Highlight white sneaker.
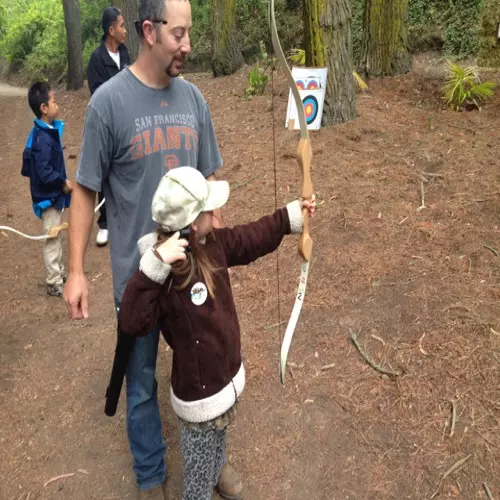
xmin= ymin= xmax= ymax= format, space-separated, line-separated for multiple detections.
xmin=96 ymin=229 xmax=108 ymax=247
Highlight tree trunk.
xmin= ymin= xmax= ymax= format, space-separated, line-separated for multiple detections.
xmin=62 ymin=0 xmax=83 ymax=90
xmin=211 ymin=0 xmax=243 ymax=77
xmin=360 ymin=0 xmax=411 ymax=77
xmin=115 ymin=0 xmax=139 ymax=62
xmin=478 ymin=0 xmax=500 ymax=67
xmin=304 ymin=0 xmax=356 ymax=125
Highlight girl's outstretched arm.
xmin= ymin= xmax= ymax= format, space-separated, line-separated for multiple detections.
xmin=217 ymin=200 xmax=311 ymax=268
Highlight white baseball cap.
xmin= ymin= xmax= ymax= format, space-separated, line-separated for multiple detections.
xmin=151 ymin=167 xmax=230 ymax=231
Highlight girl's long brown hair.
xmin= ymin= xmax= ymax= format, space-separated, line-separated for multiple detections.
xmin=156 ymin=227 xmax=220 ymax=299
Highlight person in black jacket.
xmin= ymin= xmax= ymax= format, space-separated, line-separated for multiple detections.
xmin=87 ymin=6 xmax=131 ymax=247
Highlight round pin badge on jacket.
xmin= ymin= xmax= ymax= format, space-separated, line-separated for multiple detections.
xmin=190 ymin=282 xmax=208 ymax=305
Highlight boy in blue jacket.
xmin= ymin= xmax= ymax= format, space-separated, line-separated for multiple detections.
xmin=22 ymin=81 xmax=73 ymax=297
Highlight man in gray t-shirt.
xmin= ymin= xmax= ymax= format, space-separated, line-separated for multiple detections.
xmin=64 ymin=1 xmax=223 ymax=498
xmin=76 ymin=69 xmax=221 ymax=303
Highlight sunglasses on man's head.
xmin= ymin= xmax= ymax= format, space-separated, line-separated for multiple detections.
xmin=134 ymin=19 xmax=168 ymax=34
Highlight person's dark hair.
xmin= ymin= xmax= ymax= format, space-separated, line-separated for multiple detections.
xmin=28 ymin=81 xmax=51 ymax=119
xmin=102 ymin=6 xmax=122 ymax=38
xmin=135 ymin=0 xmax=166 ymax=39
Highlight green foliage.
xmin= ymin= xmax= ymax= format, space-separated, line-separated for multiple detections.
xmin=406 ymin=0 xmax=483 ymax=58
xmin=0 ymin=0 xmax=108 ymax=81
xmin=287 ymin=48 xmax=306 ymax=66
xmin=441 ymin=0 xmax=482 ymax=57
xmin=350 ymin=0 xmax=365 ymax=68
xmin=236 ymin=0 xmax=270 ymax=59
xmin=478 ymin=0 xmax=500 ymax=67
xmin=0 ymin=0 xmax=490 ymax=82
xmin=442 ymin=61 xmax=496 ymax=110
xmin=351 ymin=0 xmax=483 ymax=65
xmin=245 ymin=64 xmax=268 ymax=98
xmin=189 ymin=0 xmax=212 ymax=66
xmin=81 ymin=0 xmax=111 ymax=68
xmin=0 ymin=2 xmax=7 ymax=38
xmin=407 ymin=0 xmax=447 ymax=52
xmin=245 ymin=41 xmax=275 ymax=99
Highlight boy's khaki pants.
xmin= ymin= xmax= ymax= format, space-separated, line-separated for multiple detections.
xmin=41 ymin=207 xmax=65 ymax=286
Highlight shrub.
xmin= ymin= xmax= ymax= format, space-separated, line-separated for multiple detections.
xmin=442 ymin=61 xmax=496 ymax=110
xmin=0 ymin=0 xmax=108 ymax=80
xmin=245 ymin=41 xmax=275 ymax=98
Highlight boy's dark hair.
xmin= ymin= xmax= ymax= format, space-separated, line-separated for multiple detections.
xmin=28 ymin=81 xmax=51 ymax=119
xmin=102 ymin=6 xmax=122 ymax=37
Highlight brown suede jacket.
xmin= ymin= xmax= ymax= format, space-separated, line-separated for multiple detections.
xmin=118 ymin=201 xmax=303 ymax=423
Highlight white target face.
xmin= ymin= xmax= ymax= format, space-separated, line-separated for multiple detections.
xmin=286 ymin=67 xmax=328 ymax=131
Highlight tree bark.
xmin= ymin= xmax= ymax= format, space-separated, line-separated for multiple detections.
xmin=62 ymin=0 xmax=83 ymax=90
xmin=211 ymin=0 xmax=243 ymax=77
xmin=304 ymin=0 xmax=356 ymax=125
xmin=115 ymin=0 xmax=139 ymax=62
xmin=478 ymin=0 xmax=500 ymax=67
xmin=360 ymin=0 xmax=411 ymax=77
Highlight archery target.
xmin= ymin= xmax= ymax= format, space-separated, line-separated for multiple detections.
xmin=296 ymin=79 xmax=319 ymax=90
xmin=286 ymin=67 xmax=328 ymax=131
xmin=303 ymin=95 xmax=319 ymax=125
xmin=306 ymin=79 xmax=319 ymax=90
xmin=286 ymin=89 xmax=325 ymax=131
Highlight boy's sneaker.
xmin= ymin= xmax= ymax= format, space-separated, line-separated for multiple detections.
xmin=47 ymin=284 xmax=63 ymax=297
xmin=96 ymin=229 xmax=108 ymax=247
xmin=215 ymin=463 xmax=243 ymax=500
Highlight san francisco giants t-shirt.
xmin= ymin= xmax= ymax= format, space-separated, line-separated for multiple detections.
xmin=76 ymin=69 xmax=222 ymax=302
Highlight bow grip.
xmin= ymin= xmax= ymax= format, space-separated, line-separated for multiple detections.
xmin=297 ymin=138 xmax=313 ymax=261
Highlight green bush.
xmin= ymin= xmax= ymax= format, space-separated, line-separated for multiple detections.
xmin=407 ymin=0 xmax=482 ymax=58
xmin=0 ymin=0 xmax=108 ymax=81
xmin=442 ymin=60 xmax=496 ymax=110
xmin=187 ymin=0 xmax=302 ymax=69
xmin=350 ymin=0 xmax=365 ymax=68
xmin=0 ymin=0 xmax=51 ymax=68
xmin=245 ymin=41 xmax=275 ymax=98
xmin=442 ymin=0 xmax=482 ymax=58
xmin=186 ymin=0 xmax=212 ymax=70
xmin=0 ymin=3 xmax=7 ymax=38
xmin=351 ymin=0 xmax=483 ymax=65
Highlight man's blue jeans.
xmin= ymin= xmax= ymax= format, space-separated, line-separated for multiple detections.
xmin=116 ymin=303 xmax=166 ymax=490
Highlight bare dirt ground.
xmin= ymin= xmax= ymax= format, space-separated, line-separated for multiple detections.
xmin=0 ymin=83 xmax=26 ymax=97
xmin=1 ymin=59 xmax=499 ymax=500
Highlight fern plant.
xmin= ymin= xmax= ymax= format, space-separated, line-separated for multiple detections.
xmin=442 ymin=61 xmax=496 ymax=111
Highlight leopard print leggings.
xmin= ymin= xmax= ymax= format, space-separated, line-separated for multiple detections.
xmin=180 ymin=422 xmax=227 ymax=500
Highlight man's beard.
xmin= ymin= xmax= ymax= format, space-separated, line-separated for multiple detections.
xmin=166 ymin=57 xmax=184 ymax=77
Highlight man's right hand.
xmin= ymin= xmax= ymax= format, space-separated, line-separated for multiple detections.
xmin=64 ymin=272 xmax=89 ymax=319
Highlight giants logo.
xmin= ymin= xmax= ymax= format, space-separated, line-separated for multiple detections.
xmin=130 ymin=125 xmax=199 ymax=166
